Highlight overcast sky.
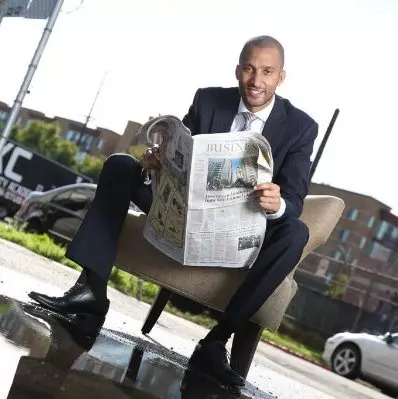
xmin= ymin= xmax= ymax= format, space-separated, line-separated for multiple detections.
xmin=0 ymin=0 xmax=397 ymax=212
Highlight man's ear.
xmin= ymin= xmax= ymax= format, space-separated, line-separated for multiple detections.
xmin=235 ymin=65 xmax=240 ymax=81
xmin=278 ymin=70 xmax=286 ymax=87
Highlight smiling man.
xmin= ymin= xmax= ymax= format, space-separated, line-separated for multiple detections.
xmin=28 ymin=35 xmax=318 ymax=389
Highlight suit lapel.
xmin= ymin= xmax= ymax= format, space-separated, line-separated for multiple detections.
xmin=210 ymin=108 xmax=237 ymax=133
xmin=262 ymin=95 xmax=287 ymax=150
xmin=209 ymin=89 xmax=240 ymax=133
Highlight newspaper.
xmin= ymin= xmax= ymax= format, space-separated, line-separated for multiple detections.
xmin=136 ymin=115 xmax=273 ymax=269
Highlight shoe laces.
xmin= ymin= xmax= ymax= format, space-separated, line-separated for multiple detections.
xmin=63 ymin=283 xmax=83 ymax=296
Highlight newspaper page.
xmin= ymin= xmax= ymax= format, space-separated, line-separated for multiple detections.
xmin=185 ymin=132 xmax=273 ymax=268
xmin=139 ymin=116 xmax=193 ymax=264
xmin=137 ymin=116 xmax=273 ymax=268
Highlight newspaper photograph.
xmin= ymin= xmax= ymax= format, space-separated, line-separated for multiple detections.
xmin=136 ymin=115 xmax=273 ymax=268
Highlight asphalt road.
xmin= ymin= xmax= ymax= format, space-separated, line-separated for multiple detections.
xmin=0 ymin=237 xmax=392 ymax=399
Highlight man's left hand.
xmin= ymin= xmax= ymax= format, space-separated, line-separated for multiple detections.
xmin=254 ymin=182 xmax=281 ymax=214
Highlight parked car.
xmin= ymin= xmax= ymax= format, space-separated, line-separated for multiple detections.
xmin=323 ymin=331 xmax=398 ymax=395
xmin=14 ymin=183 xmax=143 ymax=243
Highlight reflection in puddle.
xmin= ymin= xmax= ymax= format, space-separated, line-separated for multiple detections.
xmin=0 ymin=295 xmax=273 ymax=398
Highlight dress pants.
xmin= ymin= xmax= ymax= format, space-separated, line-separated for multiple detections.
xmin=66 ymin=154 xmax=309 ymax=331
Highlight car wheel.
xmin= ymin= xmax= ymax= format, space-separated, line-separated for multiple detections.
xmin=24 ymin=219 xmax=43 ymax=234
xmin=331 ymin=343 xmax=361 ymax=379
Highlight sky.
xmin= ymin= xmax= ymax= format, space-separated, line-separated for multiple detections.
xmin=0 ymin=0 xmax=397 ymax=212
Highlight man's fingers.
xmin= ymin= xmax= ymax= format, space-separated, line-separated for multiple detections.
xmin=254 ymin=182 xmax=280 ymax=192
xmin=257 ymin=197 xmax=279 ymax=205
xmin=255 ymin=182 xmax=273 ymax=190
xmin=254 ymin=190 xmax=279 ymax=199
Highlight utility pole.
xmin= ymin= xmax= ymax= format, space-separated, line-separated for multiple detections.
xmin=76 ymin=70 xmax=108 ymax=149
xmin=0 ymin=0 xmax=6 ymax=27
xmin=0 ymin=0 xmax=64 ymax=155
xmin=309 ymin=108 xmax=340 ymax=182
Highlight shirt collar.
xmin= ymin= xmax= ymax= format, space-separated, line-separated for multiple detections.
xmin=237 ymin=95 xmax=275 ymax=123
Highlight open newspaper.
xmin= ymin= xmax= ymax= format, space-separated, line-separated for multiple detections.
xmin=136 ymin=115 xmax=273 ymax=269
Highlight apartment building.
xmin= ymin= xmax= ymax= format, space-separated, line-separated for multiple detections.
xmin=0 ymin=101 xmax=121 ymax=158
xmin=309 ymin=183 xmax=398 ymax=273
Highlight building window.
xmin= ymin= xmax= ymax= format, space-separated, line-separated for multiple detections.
xmin=340 ymin=230 xmax=350 ymax=243
xmin=369 ymin=242 xmax=391 ymax=262
xmin=97 ymin=139 xmax=104 ymax=150
xmin=346 ymin=208 xmax=359 ymax=221
xmin=66 ymin=130 xmax=81 ymax=142
xmin=65 ymin=130 xmax=74 ymax=141
xmin=367 ymin=216 xmax=375 ymax=228
xmin=376 ymin=221 xmax=390 ymax=241
xmin=359 ymin=237 xmax=367 ymax=249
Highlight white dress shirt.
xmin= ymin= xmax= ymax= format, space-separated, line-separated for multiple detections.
xmin=229 ymin=96 xmax=286 ymax=220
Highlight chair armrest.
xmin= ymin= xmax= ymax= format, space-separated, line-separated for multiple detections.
xmin=300 ymin=195 xmax=345 ymax=258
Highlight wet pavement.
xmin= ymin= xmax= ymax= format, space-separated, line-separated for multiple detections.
xmin=0 ymin=295 xmax=272 ymax=399
xmin=1 ymin=238 xmax=393 ymax=399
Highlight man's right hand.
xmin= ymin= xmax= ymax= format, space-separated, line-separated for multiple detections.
xmin=140 ymin=146 xmax=161 ymax=171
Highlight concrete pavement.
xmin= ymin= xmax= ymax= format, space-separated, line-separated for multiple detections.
xmin=0 ymin=237 xmax=392 ymax=399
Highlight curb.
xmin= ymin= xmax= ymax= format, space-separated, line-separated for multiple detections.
xmin=262 ymin=338 xmax=331 ymax=370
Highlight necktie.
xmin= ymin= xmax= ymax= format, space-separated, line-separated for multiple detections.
xmin=239 ymin=112 xmax=257 ymax=131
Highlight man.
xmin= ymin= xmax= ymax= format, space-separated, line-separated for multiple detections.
xmin=29 ymin=35 xmax=317 ymax=388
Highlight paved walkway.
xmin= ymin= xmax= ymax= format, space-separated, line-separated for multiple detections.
xmin=0 ymin=237 xmax=391 ymax=399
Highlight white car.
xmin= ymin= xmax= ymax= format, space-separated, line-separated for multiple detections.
xmin=323 ymin=331 xmax=398 ymax=395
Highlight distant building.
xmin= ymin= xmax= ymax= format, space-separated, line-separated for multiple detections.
xmin=115 ymin=120 xmax=143 ymax=153
xmin=0 ymin=100 xmax=123 ymax=158
xmin=309 ymin=183 xmax=394 ymax=266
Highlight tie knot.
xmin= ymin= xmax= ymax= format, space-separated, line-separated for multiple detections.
xmin=239 ymin=112 xmax=257 ymax=131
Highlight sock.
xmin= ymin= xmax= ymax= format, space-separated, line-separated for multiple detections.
xmin=86 ymin=269 xmax=107 ymax=299
xmin=76 ymin=269 xmax=88 ymax=285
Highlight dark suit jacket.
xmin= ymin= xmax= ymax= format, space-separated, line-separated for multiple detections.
xmin=182 ymin=87 xmax=318 ymax=218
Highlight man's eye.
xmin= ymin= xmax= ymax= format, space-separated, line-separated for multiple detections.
xmin=264 ymin=69 xmax=272 ymax=75
xmin=243 ymin=66 xmax=252 ymax=72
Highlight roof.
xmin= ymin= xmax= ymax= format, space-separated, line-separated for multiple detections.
xmin=310 ymin=182 xmax=392 ymax=211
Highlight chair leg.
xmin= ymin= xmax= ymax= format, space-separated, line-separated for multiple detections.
xmin=141 ymin=287 xmax=172 ymax=334
xmin=230 ymin=321 xmax=263 ymax=379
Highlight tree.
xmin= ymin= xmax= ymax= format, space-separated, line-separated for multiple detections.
xmin=10 ymin=121 xmax=78 ymax=168
xmin=77 ymin=154 xmax=104 ymax=182
xmin=128 ymin=144 xmax=147 ymax=160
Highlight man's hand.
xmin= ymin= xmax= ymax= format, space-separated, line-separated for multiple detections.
xmin=254 ymin=182 xmax=281 ymax=214
xmin=140 ymin=146 xmax=161 ymax=171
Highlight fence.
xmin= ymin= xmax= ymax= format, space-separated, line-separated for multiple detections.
xmin=285 ymin=252 xmax=398 ymax=342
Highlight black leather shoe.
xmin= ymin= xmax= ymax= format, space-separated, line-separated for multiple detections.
xmin=28 ymin=284 xmax=109 ymax=320
xmin=181 ymin=369 xmax=242 ymax=398
xmin=188 ymin=340 xmax=245 ymax=388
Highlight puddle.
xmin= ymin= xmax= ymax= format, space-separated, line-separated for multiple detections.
xmin=0 ymin=295 xmax=274 ymax=398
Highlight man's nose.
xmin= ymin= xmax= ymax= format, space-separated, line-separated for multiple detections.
xmin=250 ymin=71 xmax=262 ymax=87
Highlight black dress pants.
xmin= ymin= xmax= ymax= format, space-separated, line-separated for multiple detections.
xmin=66 ymin=154 xmax=309 ymax=331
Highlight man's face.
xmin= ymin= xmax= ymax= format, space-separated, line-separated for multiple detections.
xmin=235 ymin=46 xmax=285 ymax=112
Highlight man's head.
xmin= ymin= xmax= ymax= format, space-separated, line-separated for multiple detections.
xmin=236 ymin=35 xmax=286 ymax=113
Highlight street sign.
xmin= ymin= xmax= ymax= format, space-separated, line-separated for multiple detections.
xmin=1 ymin=0 xmax=56 ymax=19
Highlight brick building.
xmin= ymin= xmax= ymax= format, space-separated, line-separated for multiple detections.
xmin=304 ymin=183 xmax=398 ymax=311
xmin=0 ymin=101 xmax=122 ymax=158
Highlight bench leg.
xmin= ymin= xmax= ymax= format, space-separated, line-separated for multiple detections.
xmin=141 ymin=288 xmax=172 ymax=334
xmin=230 ymin=321 xmax=263 ymax=379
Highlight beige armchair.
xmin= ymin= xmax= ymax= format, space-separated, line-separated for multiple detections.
xmin=115 ymin=195 xmax=344 ymax=377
